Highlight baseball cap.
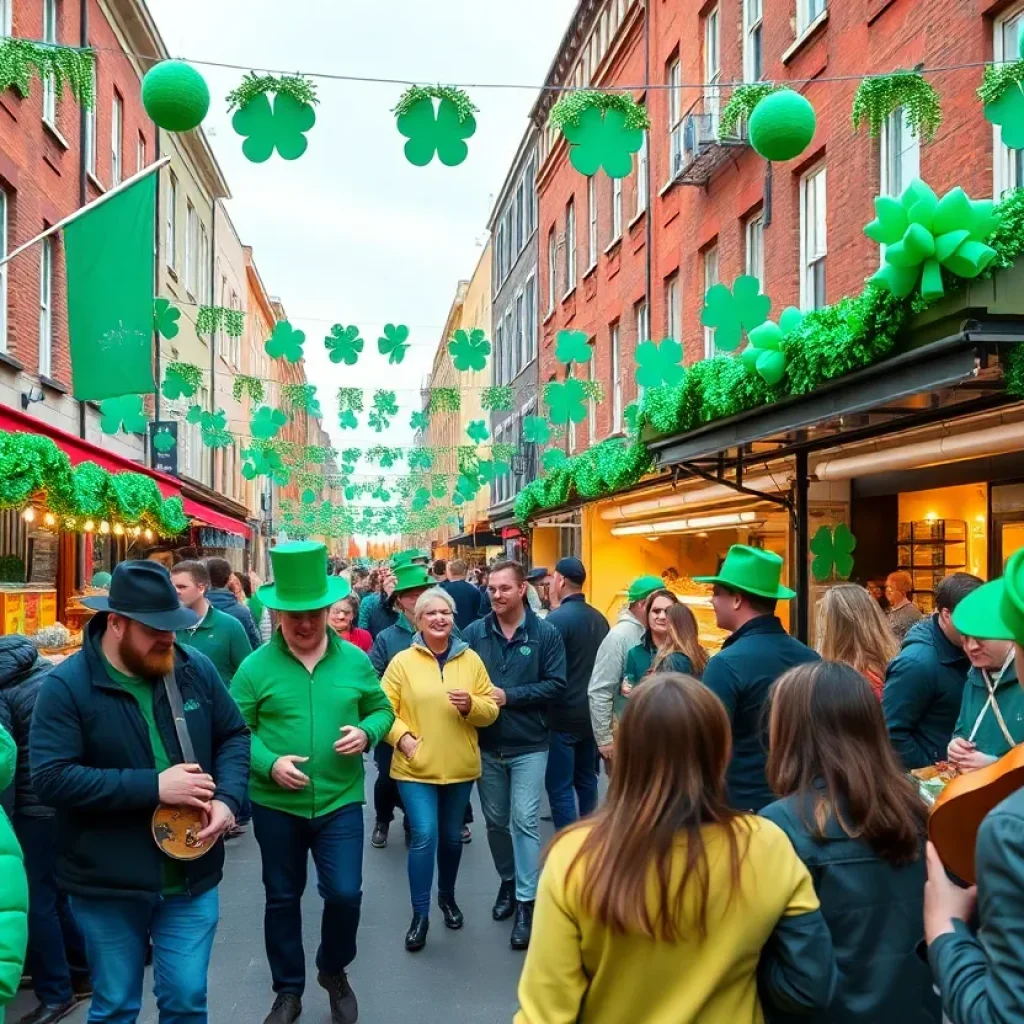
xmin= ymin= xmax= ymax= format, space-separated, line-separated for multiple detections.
xmin=627 ymin=575 xmax=665 ymax=604
xmin=554 ymin=557 xmax=586 ymax=586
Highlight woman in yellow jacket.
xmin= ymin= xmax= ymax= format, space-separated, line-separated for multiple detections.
xmin=515 ymin=672 xmax=838 ymax=1024
xmin=381 ymin=587 xmax=498 ymax=952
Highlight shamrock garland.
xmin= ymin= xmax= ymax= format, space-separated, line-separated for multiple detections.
xmin=153 ymin=298 xmax=181 ymax=340
xmin=0 ymin=38 xmax=95 ymax=108
xmin=980 ymin=59 xmax=1024 ymax=150
xmin=522 ymin=416 xmax=550 ymax=445
xmin=481 ymin=386 xmax=514 ymax=411
xmin=408 ymin=448 xmax=434 ymax=472
xmin=554 ymin=329 xmax=592 ymax=366
xmin=410 ymin=410 xmax=430 ymax=431
xmin=186 ymin=405 xmax=232 ymax=449
xmin=265 ymin=321 xmax=306 ymax=362
xmin=228 ymin=73 xmax=318 ymax=163
xmin=280 ymin=383 xmax=321 ymax=418
xmin=545 ymin=378 xmax=588 ymax=425
xmin=701 ymin=276 xmax=771 ymax=352
xmin=100 ymin=395 xmax=147 ymax=436
xmin=394 ymin=85 xmax=478 ymax=167
xmin=428 ymin=388 xmax=461 ymax=414
xmin=378 ymin=324 xmax=411 ymax=365
xmin=634 ymin=339 xmax=685 ymax=388
xmin=232 ymin=375 xmax=265 ymax=405
xmin=549 ymin=91 xmax=649 ymax=179
xmin=810 ymin=524 xmax=857 ymax=581
xmin=744 ymin=307 xmax=803 ymax=386
xmin=368 ymin=391 xmax=399 ymax=433
xmin=852 ymin=71 xmax=942 ymax=142
xmin=242 ymin=447 xmax=290 ymax=485
xmin=196 ymin=305 xmax=245 ymax=337
xmin=466 ymin=420 xmax=490 ymax=444
xmin=250 ymin=406 xmax=288 ymax=440
xmin=448 ymin=328 xmax=491 ymax=372
xmin=325 ymin=325 xmax=364 ymax=365
xmin=161 ymin=362 xmax=203 ymax=401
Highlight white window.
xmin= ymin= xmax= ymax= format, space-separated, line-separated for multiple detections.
xmin=111 ymin=91 xmax=123 ymax=186
xmin=744 ymin=0 xmax=763 ymax=83
xmin=39 ymin=237 xmax=54 ymax=378
xmin=587 ymin=176 xmax=598 ymax=268
xmin=495 ymin=221 xmax=506 ymax=284
xmin=588 ymin=343 xmax=597 ymax=444
xmin=185 ymin=201 xmax=196 ymax=296
xmin=524 ymin=157 xmax=537 ymax=238
xmin=504 ymin=307 xmax=514 ymax=380
xmin=515 ymin=291 xmax=525 ymax=375
xmin=166 ymin=172 xmax=178 ymax=270
xmin=610 ymin=322 xmax=622 ymax=432
xmin=665 ymin=273 xmax=681 ymax=340
xmin=565 ymin=199 xmax=577 ymax=293
xmin=995 ymin=7 xmax=1024 ymax=195
xmin=797 ymin=0 xmax=827 ymax=34
xmin=42 ymin=0 xmax=58 ymax=126
xmin=635 ymin=131 xmax=648 ymax=214
xmin=800 ymin=166 xmax=827 ymax=311
xmin=0 ymin=0 xmax=11 ymax=35
xmin=568 ymin=404 xmax=577 ymax=454
xmin=704 ymin=9 xmax=721 ymax=135
xmin=635 ymin=299 xmax=648 ymax=346
xmin=746 ymin=215 xmax=764 ymax=283
xmin=525 ymin=275 xmax=537 ymax=364
xmin=494 ymin=322 xmax=504 ymax=386
xmin=515 ymin=181 xmax=525 ymax=253
xmin=668 ymin=59 xmax=684 ymax=177
xmin=703 ymin=246 xmax=719 ymax=357
xmin=612 ymin=176 xmax=623 ymax=239
xmin=137 ymin=133 xmax=146 ymax=173
xmin=547 ymin=228 xmax=557 ymax=313
xmin=0 ymin=189 xmax=7 ymax=352
xmin=880 ymin=107 xmax=920 ymax=198
xmin=84 ymin=66 xmax=97 ymax=175
xmin=199 ymin=223 xmax=210 ymax=303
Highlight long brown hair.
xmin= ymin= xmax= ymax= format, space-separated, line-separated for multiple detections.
xmin=652 ymin=603 xmax=710 ymax=676
xmin=816 ymin=584 xmax=899 ymax=678
xmin=767 ymin=661 xmax=926 ymax=866
xmin=565 ymin=673 xmax=750 ymax=939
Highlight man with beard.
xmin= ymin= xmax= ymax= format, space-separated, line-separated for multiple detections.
xmin=29 ymin=560 xmax=250 ymax=1024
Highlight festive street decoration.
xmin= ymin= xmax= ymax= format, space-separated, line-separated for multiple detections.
xmin=242 ymin=447 xmax=290 ymax=486
xmin=196 ymin=305 xmax=245 ymax=337
xmin=265 ymin=321 xmax=306 ymax=362
xmin=250 ymin=406 xmax=288 ymax=440
xmin=228 ymin=74 xmax=318 ymax=163
xmin=623 ymin=402 xmax=641 ymax=434
xmin=428 ymin=388 xmax=461 ymax=414
xmin=747 ymin=89 xmax=816 ymax=162
xmin=719 ymin=84 xmax=779 ymax=138
xmin=325 ymin=324 xmax=364 ymax=365
xmin=481 ymin=386 xmax=514 ymax=411
xmin=141 ymin=59 xmax=208 ymax=131
xmin=634 ymin=339 xmax=685 ymax=388
xmin=99 ymin=395 xmax=147 ymax=436
xmin=810 ymin=523 xmax=857 ymax=581
xmin=852 ymin=71 xmax=942 ymax=141
xmin=281 ymin=383 xmax=321 ymax=417
xmin=394 ymin=86 xmax=478 ymax=167
xmin=448 ymin=328 xmax=491 ymax=371
xmin=161 ymin=362 xmax=203 ymax=401
xmin=700 ymin=276 xmax=771 ymax=352
xmin=466 ymin=420 xmax=490 ymax=444
xmin=980 ymin=60 xmax=1024 ymax=150
xmin=410 ymin=410 xmax=430 ymax=431
xmin=408 ymin=447 xmax=433 ymax=471
xmin=153 ymin=298 xmax=181 ymax=340
xmin=151 ymin=427 xmax=177 ymax=454
xmin=549 ymin=91 xmax=649 ymax=179
xmin=523 ymin=416 xmax=550 ymax=445
xmin=554 ymin=330 xmax=593 ymax=366
xmin=545 ymin=378 xmax=588 ymax=425
xmin=744 ymin=307 xmax=803 ymax=386
xmin=542 ymin=448 xmax=568 ymax=472
xmin=232 ymin=376 xmax=265 ymax=405
xmin=378 ymin=324 xmax=411 ymax=365
xmin=368 ymin=391 xmax=399 ymax=432
xmin=0 ymin=38 xmax=95 ymax=110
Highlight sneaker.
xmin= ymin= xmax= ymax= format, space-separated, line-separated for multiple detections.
xmin=17 ymin=1002 xmax=77 ymax=1024
xmin=262 ymin=993 xmax=301 ymax=1024
xmin=318 ymin=969 xmax=358 ymax=1024
xmin=370 ymin=822 xmax=388 ymax=849
xmin=460 ymin=825 xmax=472 ymax=843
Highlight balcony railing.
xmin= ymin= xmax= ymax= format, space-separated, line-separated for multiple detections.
xmin=669 ymin=95 xmax=748 ymax=188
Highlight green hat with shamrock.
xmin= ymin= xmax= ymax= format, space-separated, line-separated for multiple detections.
xmin=393 ymin=563 xmax=433 ymax=595
xmin=694 ymin=544 xmax=796 ymax=600
xmin=258 ymin=541 xmax=350 ymax=612
xmin=953 ymin=548 xmax=1024 ymax=643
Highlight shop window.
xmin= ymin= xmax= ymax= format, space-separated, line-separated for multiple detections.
xmin=800 ymin=166 xmax=827 ymax=311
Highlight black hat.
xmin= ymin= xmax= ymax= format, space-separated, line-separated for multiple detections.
xmin=526 ymin=566 xmax=550 ymax=582
xmin=554 ymin=557 xmax=586 ymax=586
xmin=81 ymin=560 xmax=200 ymax=631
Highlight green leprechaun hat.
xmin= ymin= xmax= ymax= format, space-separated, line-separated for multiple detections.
xmin=694 ymin=544 xmax=796 ymax=600
xmin=953 ymin=548 xmax=1024 ymax=642
xmin=392 ymin=563 xmax=433 ymax=594
xmin=259 ymin=541 xmax=350 ymax=612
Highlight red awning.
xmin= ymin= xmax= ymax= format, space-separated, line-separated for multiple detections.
xmin=182 ymin=498 xmax=251 ymax=537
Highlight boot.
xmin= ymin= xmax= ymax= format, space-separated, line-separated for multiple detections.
xmin=17 ymin=1002 xmax=77 ymax=1024
xmin=438 ymin=893 xmax=464 ymax=930
xmin=318 ymin=970 xmax=358 ymax=1024
xmin=370 ymin=821 xmax=388 ymax=849
xmin=262 ymin=993 xmax=302 ymax=1024
xmin=404 ymin=912 xmax=429 ymax=952
xmin=492 ymin=879 xmax=516 ymax=921
xmin=510 ymin=900 xmax=535 ymax=950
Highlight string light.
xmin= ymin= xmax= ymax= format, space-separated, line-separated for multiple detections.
xmin=21 ymin=506 xmax=35 ymax=523
xmin=131 ymin=526 xmax=142 ymax=538
xmin=83 ymin=520 xmax=95 ymax=532
xmin=99 ymin=520 xmax=110 ymax=534
xmin=43 ymin=512 xmax=56 ymax=528
xmin=113 ymin=523 xmax=125 ymax=536
xmin=143 ymin=529 xmax=154 ymax=541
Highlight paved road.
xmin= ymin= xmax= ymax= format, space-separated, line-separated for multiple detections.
xmin=10 ymin=788 xmax=542 ymax=1023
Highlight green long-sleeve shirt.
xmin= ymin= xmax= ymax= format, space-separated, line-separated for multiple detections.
xmin=177 ymin=604 xmax=253 ymax=687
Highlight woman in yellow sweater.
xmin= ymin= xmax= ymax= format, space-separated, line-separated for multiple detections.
xmin=381 ymin=587 xmax=498 ymax=952
xmin=515 ymin=672 xmax=837 ymax=1024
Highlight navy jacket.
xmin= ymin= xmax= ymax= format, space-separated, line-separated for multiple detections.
xmin=545 ymin=594 xmax=609 ymax=737
xmin=366 ymin=594 xmax=399 ymax=640
xmin=702 ymin=616 xmax=819 ymax=811
xmin=369 ymin=615 xmax=417 ymax=677
xmin=882 ymin=616 xmax=971 ymax=771
xmin=29 ymin=614 xmax=250 ymax=901
xmin=464 ymin=610 xmax=567 ymax=756
xmin=207 ymin=588 xmax=262 ymax=650
xmin=440 ymin=579 xmax=485 ymax=632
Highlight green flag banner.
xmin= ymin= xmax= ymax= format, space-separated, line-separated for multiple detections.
xmin=64 ymin=175 xmax=156 ymax=400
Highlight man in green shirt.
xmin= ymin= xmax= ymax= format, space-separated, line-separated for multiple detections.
xmin=232 ymin=542 xmax=394 ymax=1024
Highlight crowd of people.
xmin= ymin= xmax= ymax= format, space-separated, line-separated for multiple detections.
xmin=1 ymin=537 xmax=1024 ymax=1024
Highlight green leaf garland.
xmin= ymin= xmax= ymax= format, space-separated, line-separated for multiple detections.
xmin=232 ymin=375 xmax=265 ymax=405
xmin=428 ymin=388 xmax=461 ymax=414
xmin=226 ymin=72 xmax=319 ymax=111
xmin=0 ymin=38 xmax=95 ymax=108
xmin=480 ymin=386 xmax=514 ymax=411
xmin=162 ymin=362 xmax=203 ymax=401
xmin=851 ymin=71 xmax=942 ymax=141
xmin=548 ymin=90 xmax=650 ymax=132
xmin=719 ymin=83 xmax=780 ymax=138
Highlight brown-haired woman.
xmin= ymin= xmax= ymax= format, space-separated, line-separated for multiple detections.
xmin=762 ymin=661 xmax=939 ymax=1024
xmin=515 ymin=673 xmax=836 ymax=1024
xmin=816 ymin=584 xmax=900 ymax=699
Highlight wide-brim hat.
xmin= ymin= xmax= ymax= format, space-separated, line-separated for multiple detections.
xmin=259 ymin=541 xmax=350 ymax=612
xmin=694 ymin=544 xmax=796 ymax=600
xmin=953 ymin=550 xmax=1024 ymax=642
xmin=393 ymin=563 xmax=433 ymax=594
xmin=81 ymin=559 xmax=200 ymax=631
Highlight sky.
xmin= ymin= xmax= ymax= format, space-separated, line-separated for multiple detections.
xmin=148 ymin=0 xmax=577 ymax=473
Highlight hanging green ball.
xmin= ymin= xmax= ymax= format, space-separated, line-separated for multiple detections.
xmin=747 ymin=89 xmax=816 ymax=162
xmin=141 ymin=61 xmax=210 ymax=133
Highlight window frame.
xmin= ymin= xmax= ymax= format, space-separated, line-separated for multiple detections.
xmin=39 ymin=237 xmax=54 ymax=378
xmin=610 ymin=321 xmax=622 ymax=433
xmin=42 ymin=0 xmax=58 ymax=126
xmin=665 ymin=273 xmax=681 ymax=341
xmin=994 ymin=5 xmax=1024 ymax=197
xmin=166 ymin=172 xmax=178 ymax=271
xmin=800 ymin=165 xmax=828 ymax=311
xmin=704 ymin=8 xmax=721 ymax=134
xmin=547 ymin=227 xmax=557 ymax=314
xmin=703 ymin=246 xmax=719 ymax=358
xmin=879 ymin=107 xmax=920 ymax=199
xmin=668 ymin=57 xmax=684 ymax=178
xmin=611 ymin=175 xmax=623 ymax=240
xmin=0 ymin=0 xmax=11 ymax=35
xmin=565 ymin=198 xmax=577 ymax=295
xmin=587 ymin=175 xmax=598 ymax=269
xmin=525 ymin=274 xmax=537 ymax=364
xmin=797 ymin=0 xmax=827 ymax=35
xmin=137 ymin=133 xmax=146 ymax=174
xmin=514 ymin=289 xmax=526 ymax=377
xmin=743 ymin=0 xmax=764 ymax=83
xmin=635 ymin=130 xmax=648 ymax=215
xmin=587 ymin=340 xmax=597 ymax=445
xmin=84 ymin=64 xmax=97 ymax=175
xmin=745 ymin=214 xmax=764 ymax=283
xmin=185 ymin=201 xmax=197 ymax=297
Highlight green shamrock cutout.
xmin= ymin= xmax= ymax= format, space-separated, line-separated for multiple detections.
xmin=241 ymin=448 xmax=290 ymax=486
xmin=344 ymin=485 xmax=358 ymax=502
xmin=153 ymin=298 xmax=180 ymax=340
xmin=301 ymin=489 xmax=318 ymax=505
xmin=250 ymin=406 xmax=288 ymax=440
xmin=410 ymin=410 xmax=430 ymax=431
xmin=522 ymin=416 xmax=550 ymax=445
xmin=432 ymin=476 xmax=448 ymax=500
xmin=984 ymin=82 xmax=1024 ymax=150
xmin=623 ymin=403 xmax=641 ymax=433
xmin=743 ymin=307 xmax=803 ymax=386
xmin=554 ymin=330 xmax=592 ymax=366
xmin=161 ymin=364 xmax=198 ymax=401
xmin=466 ymin=420 xmax=490 ymax=444
xmin=378 ymin=324 xmax=410 ymax=365
xmin=700 ymin=276 xmax=771 ymax=353
xmin=477 ymin=459 xmax=509 ymax=484
xmin=202 ymin=428 xmax=232 ymax=450
xmin=542 ymin=448 xmax=568 ymax=472
xmin=546 ymin=378 xmax=588 ymax=425
xmin=325 ymin=325 xmax=363 ymax=365
xmin=265 ymin=321 xmax=306 ymax=363
xmin=338 ymin=410 xmax=358 ymax=430
xmin=152 ymin=428 xmax=177 ymax=453
xmin=100 ymin=395 xmax=147 ymax=435
xmin=810 ymin=523 xmax=857 ymax=582
xmin=408 ymin=448 xmax=434 ymax=472
xmin=186 ymin=405 xmax=227 ymax=432
xmin=232 ymin=92 xmax=316 ymax=163
xmin=411 ymin=487 xmax=431 ymax=512
xmin=634 ymin=339 xmax=685 ymax=388
xmin=454 ymin=473 xmax=480 ymax=501
xmin=448 ymin=328 xmax=491 ymax=372
xmin=398 ymin=97 xmax=477 ymax=167
xmin=562 ymin=106 xmax=644 ymax=179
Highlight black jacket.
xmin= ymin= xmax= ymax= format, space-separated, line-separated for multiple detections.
xmin=545 ymin=594 xmax=609 ymax=736
xmin=207 ymin=588 xmax=262 ymax=650
xmin=440 ymin=579 xmax=485 ymax=632
xmin=29 ymin=614 xmax=250 ymax=901
xmin=366 ymin=594 xmax=399 ymax=640
xmin=0 ymin=635 xmax=54 ymax=819
xmin=464 ymin=610 xmax=567 ymax=756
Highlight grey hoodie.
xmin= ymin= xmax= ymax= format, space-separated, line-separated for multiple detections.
xmin=588 ymin=606 xmax=644 ymax=747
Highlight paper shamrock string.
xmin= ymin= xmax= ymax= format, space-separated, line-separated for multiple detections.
xmin=554 ymin=329 xmax=592 ymax=366
xmin=432 ymin=476 xmax=448 ymax=499
xmin=153 ymin=298 xmax=180 ymax=340
xmin=810 ymin=523 xmax=857 ymax=581
xmin=454 ymin=472 xmax=481 ymax=501
xmin=865 ymin=180 xmax=1000 ymax=301
xmin=428 ymin=388 xmax=461 ymax=414
xmin=378 ymin=324 xmax=410 ymax=365
xmin=325 ymin=325 xmax=364 ymax=365
xmin=232 ymin=92 xmax=316 ymax=163
xmin=100 ymin=395 xmax=147 ymax=435
xmin=476 ymin=458 xmax=509 ymax=484
xmin=481 ymin=386 xmax=514 ymax=411
xmin=338 ymin=410 xmax=359 ymax=430
xmin=396 ymin=92 xmax=477 ymax=167
xmin=242 ymin=448 xmax=290 ymax=486
xmin=151 ymin=427 xmax=177 ymax=453
xmin=161 ymin=362 xmax=202 ymax=401
xmin=448 ymin=328 xmax=491 ymax=371
xmin=553 ymin=93 xmax=648 ymax=180
xmin=411 ymin=487 xmax=431 ymax=512
xmin=701 ymin=276 xmax=771 ymax=352
xmin=545 ymin=378 xmax=588 ymax=425
xmin=410 ymin=410 xmax=430 ymax=431
xmin=542 ymin=448 xmax=568 ymax=471
xmin=408 ymin=448 xmax=433 ymax=471
xmin=634 ymin=339 xmax=685 ymax=388
xmin=743 ymin=307 xmax=803 ymax=385
xmin=368 ymin=391 xmax=399 ymax=433
xmin=265 ymin=321 xmax=305 ymax=362
xmin=233 ymin=376 xmax=265 ymax=405
xmin=522 ymin=416 xmax=550 ymax=445
xmin=250 ymin=406 xmax=288 ymax=440
xmin=466 ymin=420 xmax=490 ymax=444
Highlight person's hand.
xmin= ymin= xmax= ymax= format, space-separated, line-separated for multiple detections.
xmin=271 ymin=755 xmax=310 ymax=790
xmin=492 ymin=687 xmax=507 ymax=708
xmin=448 ymin=690 xmax=472 ymax=715
xmin=925 ymin=841 xmax=977 ymax=944
xmin=947 ymin=736 xmax=974 ymax=762
xmin=383 ymin=574 xmax=396 ymax=597
xmin=195 ymin=799 xmax=235 ymax=844
xmin=953 ymin=749 xmax=999 ymax=773
xmin=334 ymin=725 xmax=369 ymax=756
xmin=158 ymin=763 xmax=216 ymax=809
xmin=398 ymin=733 xmax=420 ymax=759
xmin=598 ymin=743 xmax=614 ymax=763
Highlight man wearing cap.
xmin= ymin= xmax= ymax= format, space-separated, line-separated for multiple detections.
xmin=588 ymin=574 xmax=663 ymax=764
xmin=544 ymin=558 xmax=609 ymax=829
xmin=29 ymin=560 xmax=250 ymax=1023
xmin=696 ymin=545 xmax=818 ymax=811
xmin=230 ymin=543 xmax=395 ymax=1024
xmin=525 ymin=567 xmax=550 ymax=618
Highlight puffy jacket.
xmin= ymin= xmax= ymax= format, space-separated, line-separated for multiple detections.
xmin=30 ymin=615 xmax=251 ymax=901
xmin=0 ymin=722 xmax=28 ymax=1024
xmin=587 ymin=607 xmax=645 ymax=748
xmin=0 ymin=636 xmax=54 ymax=818
xmin=464 ymin=610 xmax=567 ymax=756
xmin=369 ymin=614 xmax=417 ymax=677
xmin=546 ymin=594 xmax=609 ymax=737
xmin=207 ymin=588 xmax=262 ymax=650
xmin=883 ymin=616 xmax=971 ymax=771
xmin=952 ymin=659 xmax=1024 ymax=760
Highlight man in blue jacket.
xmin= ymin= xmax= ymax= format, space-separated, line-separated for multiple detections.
xmin=205 ymin=556 xmax=262 ymax=650
xmin=30 ymin=561 xmax=250 ymax=1024
xmin=464 ymin=560 xmax=567 ymax=951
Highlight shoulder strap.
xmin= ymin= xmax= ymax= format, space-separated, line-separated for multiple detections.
xmin=162 ymin=672 xmax=197 ymax=764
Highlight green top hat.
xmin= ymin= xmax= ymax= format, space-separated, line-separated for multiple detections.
xmin=391 ymin=548 xmax=429 ymax=568
xmin=953 ymin=549 xmax=1024 ymax=643
xmin=627 ymin=575 xmax=665 ymax=604
xmin=259 ymin=541 xmax=350 ymax=612
xmin=694 ymin=545 xmax=796 ymax=600
xmin=392 ymin=563 xmax=433 ymax=595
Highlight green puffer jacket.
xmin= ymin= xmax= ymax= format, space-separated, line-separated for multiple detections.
xmin=0 ymin=722 xmax=28 ymax=1023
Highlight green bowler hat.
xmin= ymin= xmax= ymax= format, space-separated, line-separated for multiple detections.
xmin=259 ymin=541 xmax=350 ymax=612
xmin=393 ymin=563 xmax=433 ymax=594
xmin=953 ymin=549 xmax=1024 ymax=643
xmin=694 ymin=544 xmax=796 ymax=600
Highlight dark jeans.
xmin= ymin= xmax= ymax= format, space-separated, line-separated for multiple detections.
xmin=15 ymin=814 xmax=89 ymax=1006
xmin=544 ymin=731 xmax=599 ymax=830
xmin=373 ymin=743 xmax=405 ymax=826
xmin=251 ymin=802 xmax=363 ymax=996
xmin=237 ymin=795 xmax=252 ymax=826
xmin=396 ymin=780 xmax=474 ymax=915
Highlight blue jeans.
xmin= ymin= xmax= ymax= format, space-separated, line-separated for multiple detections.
xmin=544 ymin=731 xmax=599 ymax=830
xmin=251 ymin=801 xmax=363 ymax=995
xmin=71 ymin=888 xmax=218 ymax=1024
xmin=397 ymin=780 xmax=474 ymax=915
xmin=478 ymin=750 xmax=547 ymax=902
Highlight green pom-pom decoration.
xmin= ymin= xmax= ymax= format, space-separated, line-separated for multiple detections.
xmin=141 ymin=60 xmax=210 ymax=132
xmin=748 ymin=89 xmax=816 ymax=162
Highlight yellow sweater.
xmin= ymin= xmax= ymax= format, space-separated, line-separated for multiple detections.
xmin=381 ymin=640 xmax=498 ymax=785
xmin=515 ymin=817 xmax=821 ymax=1024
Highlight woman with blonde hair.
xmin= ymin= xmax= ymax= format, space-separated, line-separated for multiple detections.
xmin=515 ymin=672 xmax=837 ymax=1024
xmin=816 ymin=584 xmax=899 ymax=699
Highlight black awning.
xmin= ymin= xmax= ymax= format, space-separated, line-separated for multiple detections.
xmin=448 ymin=529 xmax=503 ymax=548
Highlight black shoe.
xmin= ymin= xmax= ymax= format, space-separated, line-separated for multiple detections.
xmin=318 ymin=969 xmax=358 ymax=1024
xmin=17 ymin=1002 xmax=77 ymax=1024
xmin=404 ymin=912 xmax=429 ymax=952
xmin=511 ymin=900 xmax=535 ymax=950
xmin=460 ymin=824 xmax=472 ymax=843
xmin=370 ymin=822 xmax=388 ymax=848
xmin=263 ymin=994 xmax=301 ymax=1024
xmin=71 ymin=974 xmax=92 ymax=1001
xmin=492 ymin=880 xmax=516 ymax=921
xmin=438 ymin=893 xmax=464 ymax=930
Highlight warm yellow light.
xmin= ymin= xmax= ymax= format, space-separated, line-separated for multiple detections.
xmin=976 ymin=514 xmax=986 ymax=523
xmin=43 ymin=512 xmax=56 ymax=527
xmin=21 ymin=506 xmax=35 ymax=522
xmin=113 ymin=523 xmax=125 ymax=536
xmin=64 ymin=518 xmax=76 ymax=531
xmin=924 ymin=512 xmax=939 ymax=523
xmin=99 ymin=521 xmax=110 ymax=535
xmin=143 ymin=529 xmax=154 ymax=541
xmin=83 ymin=519 xmax=95 ymax=533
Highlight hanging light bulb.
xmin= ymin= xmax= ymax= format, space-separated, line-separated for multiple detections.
xmin=131 ymin=526 xmax=141 ymax=538
xmin=143 ymin=529 xmax=154 ymax=541
xmin=113 ymin=523 xmax=125 ymax=536
xmin=83 ymin=520 xmax=95 ymax=532
xmin=64 ymin=518 xmax=76 ymax=531
xmin=99 ymin=520 xmax=110 ymax=535
xmin=21 ymin=506 xmax=35 ymax=523
xmin=43 ymin=512 xmax=56 ymax=528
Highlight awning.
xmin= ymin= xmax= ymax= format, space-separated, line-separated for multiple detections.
xmin=447 ymin=529 xmax=503 ymax=548
xmin=182 ymin=499 xmax=250 ymax=537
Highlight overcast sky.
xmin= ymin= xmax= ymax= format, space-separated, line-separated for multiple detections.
xmin=149 ymin=0 xmax=575 ymax=470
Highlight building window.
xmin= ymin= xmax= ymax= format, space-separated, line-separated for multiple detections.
xmin=525 ymin=156 xmax=537 ymax=237
xmin=703 ymin=246 xmax=719 ymax=357
xmin=745 ymin=214 xmax=764 ymax=283
xmin=635 ymin=131 xmax=648 ymax=214
xmin=525 ymin=275 xmax=537 ymax=364
xmin=199 ymin=223 xmax=210 ymax=304
xmin=166 ymin=172 xmax=178 ymax=270
xmin=588 ymin=342 xmax=597 ymax=445
xmin=635 ymin=299 xmax=648 ymax=347
xmin=504 ymin=307 xmax=514 ymax=380
xmin=996 ymin=8 xmax=1024 ymax=196
xmin=665 ymin=273 xmax=681 ymax=340
xmin=42 ymin=0 xmax=58 ymax=126
xmin=494 ymin=321 xmax=504 ymax=386
xmin=744 ymin=0 xmax=763 ymax=83
xmin=797 ymin=0 xmax=827 ymax=34
xmin=137 ymin=133 xmax=146 ymax=173
xmin=612 ymin=175 xmax=623 ymax=240
xmin=84 ymin=65 xmax=97 ymax=174
xmin=0 ymin=0 xmax=11 ymax=35
xmin=800 ymin=166 xmax=827 ymax=311
xmin=547 ymin=227 xmax=557 ymax=313
xmin=610 ymin=321 xmax=622 ymax=432
xmin=39 ymin=237 xmax=54 ymax=377
xmin=565 ymin=198 xmax=577 ymax=294
xmin=185 ymin=201 xmax=197 ymax=296
xmin=880 ymin=107 xmax=920 ymax=198
xmin=0 ymin=188 xmax=7 ymax=352
xmin=587 ymin=175 xmax=598 ymax=268
xmin=515 ymin=180 xmax=525 ymax=253
xmin=668 ymin=58 xmax=683 ymax=178
xmin=515 ymin=290 xmax=525 ymax=375
xmin=111 ymin=91 xmax=123 ymax=186
xmin=704 ymin=8 xmax=721 ymax=135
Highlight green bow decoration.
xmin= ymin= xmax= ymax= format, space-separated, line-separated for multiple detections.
xmin=231 ymin=92 xmax=316 ymax=163
xmin=743 ymin=307 xmax=803 ymax=386
xmin=809 ymin=523 xmax=857 ymax=582
xmin=865 ymin=180 xmax=1000 ymax=302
